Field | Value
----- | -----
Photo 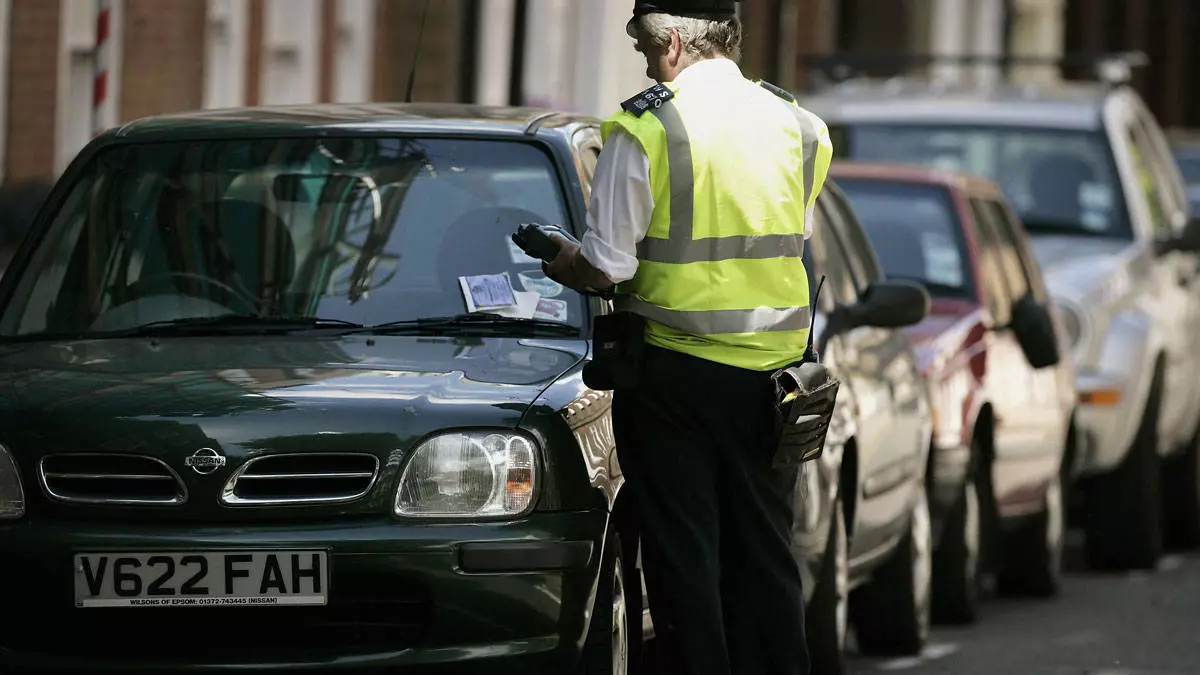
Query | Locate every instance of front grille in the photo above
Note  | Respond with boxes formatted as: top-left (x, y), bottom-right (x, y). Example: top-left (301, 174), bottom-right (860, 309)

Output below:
top-left (39, 453), bottom-right (187, 505)
top-left (223, 453), bottom-right (380, 505)
top-left (0, 556), bottom-right (433, 660)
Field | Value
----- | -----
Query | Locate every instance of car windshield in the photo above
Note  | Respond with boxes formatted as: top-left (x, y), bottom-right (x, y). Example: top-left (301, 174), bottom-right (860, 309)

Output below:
top-left (834, 124), bottom-right (1132, 239)
top-left (1173, 151), bottom-right (1200, 185)
top-left (0, 136), bottom-right (586, 338)
top-left (835, 178), bottom-right (974, 299)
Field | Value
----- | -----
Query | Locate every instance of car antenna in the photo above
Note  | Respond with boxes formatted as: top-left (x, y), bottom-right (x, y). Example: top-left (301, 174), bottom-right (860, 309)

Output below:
top-left (404, 0), bottom-right (433, 103)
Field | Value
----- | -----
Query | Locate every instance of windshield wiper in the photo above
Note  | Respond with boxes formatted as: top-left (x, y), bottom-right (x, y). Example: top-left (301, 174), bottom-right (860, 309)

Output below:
top-left (352, 313), bottom-right (582, 337)
top-left (94, 314), bottom-right (364, 337)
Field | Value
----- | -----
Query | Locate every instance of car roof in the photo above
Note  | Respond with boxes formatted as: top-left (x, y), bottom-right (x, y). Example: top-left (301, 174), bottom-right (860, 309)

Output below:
top-left (802, 78), bottom-right (1113, 130)
top-left (110, 102), bottom-right (599, 143)
top-left (829, 160), bottom-right (1004, 199)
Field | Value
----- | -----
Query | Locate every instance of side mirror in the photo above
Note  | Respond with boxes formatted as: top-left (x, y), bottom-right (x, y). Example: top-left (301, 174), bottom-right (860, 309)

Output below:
top-left (1155, 218), bottom-right (1200, 255)
top-left (1009, 292), bottom-right (1062, 369)
top-left (823, 279), bottom-right (930, 347)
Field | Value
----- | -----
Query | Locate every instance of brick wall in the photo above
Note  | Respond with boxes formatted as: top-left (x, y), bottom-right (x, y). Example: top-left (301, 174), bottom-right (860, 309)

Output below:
top-left (5, 0), bottom-right (60, 182)
top-left (120, 0), bottom-right (207, 122)
top-left (374, 0), bottom-right (471, 103)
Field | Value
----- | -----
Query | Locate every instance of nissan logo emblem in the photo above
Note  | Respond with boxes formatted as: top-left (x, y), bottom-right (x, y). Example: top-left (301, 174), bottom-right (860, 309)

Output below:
top-left (185, 448), bottom-right (226, 475)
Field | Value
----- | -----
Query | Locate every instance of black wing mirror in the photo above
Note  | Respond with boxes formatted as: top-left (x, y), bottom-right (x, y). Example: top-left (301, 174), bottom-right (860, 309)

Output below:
top-left (820, 279), bottom-right (930, 350)
top-left (1154, 217), bottom-right (1200, 255)
top-left (1006, 292), bottom-right (1062, 369)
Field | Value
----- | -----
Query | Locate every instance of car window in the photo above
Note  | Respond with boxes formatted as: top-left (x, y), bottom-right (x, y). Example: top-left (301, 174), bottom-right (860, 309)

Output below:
top-left (1174, 152), bottom-right (1200, 184)
top-left (808, 199), bottom-right (858, 307)
top-left (1125, 120), bottom-right (1173, 237)
top-left (823, 186), bottom-right (883, 288)
top-left (969, 197), bottom-right (1012, 324)
top-left (1132, 112), bottom-right (1188, 227)
top-left (835, 177), bottom-right (973, 300)
top-left (983, 199), bottom-right (1033, 300)
top-left (0, 136), bottom-right (586, 337)
top-left (839, 124), bottom-right (1132, 239)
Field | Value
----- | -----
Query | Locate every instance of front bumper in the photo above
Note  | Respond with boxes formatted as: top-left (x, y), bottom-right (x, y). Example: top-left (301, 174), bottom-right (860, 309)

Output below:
top-left (0, 510), bottom-right (607, 673)
top-left (1073, 370), bottom-right (1143, 476)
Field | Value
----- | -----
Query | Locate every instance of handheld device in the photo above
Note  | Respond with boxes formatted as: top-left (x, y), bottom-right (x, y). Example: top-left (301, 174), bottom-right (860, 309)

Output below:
top-left (511, 223), bottom-right (615, 300)
top-left (511, 223), bottom-right (579, 264)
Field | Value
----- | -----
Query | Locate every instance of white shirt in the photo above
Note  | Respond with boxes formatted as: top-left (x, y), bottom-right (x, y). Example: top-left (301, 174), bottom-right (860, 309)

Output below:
top-left (579, 58), bottom-right (817, 285)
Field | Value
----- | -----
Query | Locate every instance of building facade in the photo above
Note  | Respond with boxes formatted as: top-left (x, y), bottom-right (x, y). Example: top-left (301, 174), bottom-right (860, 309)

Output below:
top-left (0, 0), bottom-right (1194, 187)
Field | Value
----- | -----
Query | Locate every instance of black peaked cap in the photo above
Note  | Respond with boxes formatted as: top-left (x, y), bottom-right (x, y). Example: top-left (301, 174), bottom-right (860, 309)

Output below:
top-left (632, 0), bottom-right (740, 17)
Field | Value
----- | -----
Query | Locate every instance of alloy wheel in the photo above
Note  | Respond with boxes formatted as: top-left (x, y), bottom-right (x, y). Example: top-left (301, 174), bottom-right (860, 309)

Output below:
top-left (911, 490), bottom-right (933, 644)
top-left (611, 557), bottom-right (629, 675)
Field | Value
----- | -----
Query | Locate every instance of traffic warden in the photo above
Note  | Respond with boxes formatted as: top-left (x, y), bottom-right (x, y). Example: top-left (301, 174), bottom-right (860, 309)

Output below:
top-left (541, 1), bottom-right (833, 673)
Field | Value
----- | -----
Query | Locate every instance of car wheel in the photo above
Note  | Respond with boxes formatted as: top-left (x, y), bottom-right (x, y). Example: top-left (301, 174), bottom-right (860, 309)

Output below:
top-left (583, 534), bottom-right (641, 675)
top-left (931, 454), bottom-right (981, 623)
top-left (806, 496), bottom-right (849, 675)
top-left (996, 470), bottom-right (1064, 597)
top-left (1161, 426), bottom-right (1200, 550)
top-left (1084, 373), bottom-right (1164, 571)
top-left (849, 487), bottom-right (932, 657)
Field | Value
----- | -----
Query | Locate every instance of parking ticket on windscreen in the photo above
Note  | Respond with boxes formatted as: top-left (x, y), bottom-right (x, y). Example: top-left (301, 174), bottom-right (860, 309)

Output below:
top-left (459, 273), bottom-right (518, 311)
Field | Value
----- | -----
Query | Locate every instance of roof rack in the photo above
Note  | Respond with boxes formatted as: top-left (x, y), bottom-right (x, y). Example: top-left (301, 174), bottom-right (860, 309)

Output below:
top-left (801, 51), bottom-right (1149, 89)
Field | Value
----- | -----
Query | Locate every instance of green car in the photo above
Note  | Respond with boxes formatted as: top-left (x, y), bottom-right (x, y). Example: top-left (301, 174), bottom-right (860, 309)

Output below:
top-left (0, 104), bottom-right (647, 673)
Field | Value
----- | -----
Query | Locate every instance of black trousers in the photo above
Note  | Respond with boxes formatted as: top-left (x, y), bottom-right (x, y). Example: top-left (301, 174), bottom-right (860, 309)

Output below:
top-left (613, 345), bottom-right (809, 675)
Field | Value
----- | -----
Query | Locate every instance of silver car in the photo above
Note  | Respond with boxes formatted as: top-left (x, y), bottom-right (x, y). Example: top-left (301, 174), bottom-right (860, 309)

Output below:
top-left (803, 72), bottom-right (1200, 572)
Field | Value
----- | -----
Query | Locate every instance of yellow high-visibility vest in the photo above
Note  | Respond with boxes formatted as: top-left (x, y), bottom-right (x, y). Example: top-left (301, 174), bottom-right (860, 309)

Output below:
top-left (600, 73), bottom-right (833, 371)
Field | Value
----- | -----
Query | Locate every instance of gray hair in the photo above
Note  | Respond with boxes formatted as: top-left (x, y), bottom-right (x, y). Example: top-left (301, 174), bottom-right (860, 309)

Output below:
top-left (633, 13), bottom-right (743, 62)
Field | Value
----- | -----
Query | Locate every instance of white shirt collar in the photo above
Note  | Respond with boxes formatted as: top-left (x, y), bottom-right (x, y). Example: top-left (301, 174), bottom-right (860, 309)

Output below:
top-left (672, 58), bottom-right (744, 87)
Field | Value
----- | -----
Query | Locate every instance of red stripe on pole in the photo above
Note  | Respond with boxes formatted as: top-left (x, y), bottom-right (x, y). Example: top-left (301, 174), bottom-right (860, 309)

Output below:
top-left (96, 9), bottom-right (110, 45)
top-left (93, 72), bottom-right (108, 108)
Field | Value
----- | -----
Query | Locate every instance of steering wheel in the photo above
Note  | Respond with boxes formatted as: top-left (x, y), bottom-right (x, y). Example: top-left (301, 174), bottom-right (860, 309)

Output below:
top-left (123, 272), bottom-right (262, 311)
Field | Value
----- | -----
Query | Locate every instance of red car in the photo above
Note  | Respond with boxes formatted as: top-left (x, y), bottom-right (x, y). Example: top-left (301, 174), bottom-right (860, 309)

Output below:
top-left (829, 162), bottom-right (1077, 624)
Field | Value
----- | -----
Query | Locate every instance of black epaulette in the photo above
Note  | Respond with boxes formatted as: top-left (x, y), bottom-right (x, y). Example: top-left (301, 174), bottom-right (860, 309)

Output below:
top-left (758, 80), bottom-right (797, 104)
top-left (620, 83), bottom-right (675, 117)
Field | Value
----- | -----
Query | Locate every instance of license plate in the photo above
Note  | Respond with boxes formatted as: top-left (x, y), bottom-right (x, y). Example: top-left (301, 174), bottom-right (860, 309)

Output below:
top-left (73, 550), bottom-right (328, 608)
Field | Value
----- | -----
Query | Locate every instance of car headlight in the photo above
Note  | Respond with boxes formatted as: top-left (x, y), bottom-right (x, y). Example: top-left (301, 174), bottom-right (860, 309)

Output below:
top-left (0, 445), bottom-right (25, 520)
top-left (1053, 298), bottom-right (1086, 352)
top-left (394, 431), bottom-right (538, 518)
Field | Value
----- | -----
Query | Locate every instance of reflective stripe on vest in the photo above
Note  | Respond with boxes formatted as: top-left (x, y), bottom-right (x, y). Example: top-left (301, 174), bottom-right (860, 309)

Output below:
top-left (635, 100), bottom-right (825, 266)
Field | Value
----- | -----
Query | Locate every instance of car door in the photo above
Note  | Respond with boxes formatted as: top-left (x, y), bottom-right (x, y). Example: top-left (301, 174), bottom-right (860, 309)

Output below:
top-left (967, 197), bottom-right (1045, 478)
top-left (985, 196), bottom-right (1064, 456)
top-left (820, 187), bottom-right (926, 555)
top-left (1122, 107), bottom-right (1200, 446)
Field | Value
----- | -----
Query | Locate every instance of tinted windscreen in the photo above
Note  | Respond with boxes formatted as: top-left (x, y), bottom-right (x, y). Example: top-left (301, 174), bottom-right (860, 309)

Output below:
top-left (836, 125), bottom-right (1131, 239)
top-left (0, 137), bottom-right (584, 337)
top-left (835, 178), bottom-right (973, 299)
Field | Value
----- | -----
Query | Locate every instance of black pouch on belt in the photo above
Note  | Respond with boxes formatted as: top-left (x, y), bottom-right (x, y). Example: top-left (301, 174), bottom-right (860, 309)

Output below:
top-left (771, 361), bottom-right (840, 467)
top-left (583, 311), bottom-right (646, 390)
top-left (769, 273), bottom-right (841, 467)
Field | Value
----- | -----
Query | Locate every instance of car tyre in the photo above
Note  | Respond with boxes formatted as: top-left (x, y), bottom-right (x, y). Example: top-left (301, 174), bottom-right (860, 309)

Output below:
top-left (849, 488), bottom-right (932, 657)
top-left (996, 469), bottom-right (1064, 597)
top-left (583, 534), bottom-right (642, 675)
top-left (1161, 425), bottom-right (1200, 550)
top-left (1083, 372), bottom-right (1163, 571)
top-left (931, 449), bottom-right (981, 623)
top-left (806, 495), bottom-right (849, 675)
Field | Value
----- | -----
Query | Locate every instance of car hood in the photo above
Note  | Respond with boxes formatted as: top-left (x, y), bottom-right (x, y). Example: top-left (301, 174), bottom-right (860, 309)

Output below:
top-left (0, 335), bottom-right (587, 518)
top-left (1026, 234), bottom-right (1136, 293)
top-left (903, 299), bottom-right (986, 375)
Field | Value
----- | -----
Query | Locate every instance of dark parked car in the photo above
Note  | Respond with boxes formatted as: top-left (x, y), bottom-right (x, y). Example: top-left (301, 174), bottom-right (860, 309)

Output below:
top-left (829, 162), bottom-right (1076, 624)
top-left (0, 104), bottom-right (651, 674)
top-left (795, 179), bottom-right (933, 673)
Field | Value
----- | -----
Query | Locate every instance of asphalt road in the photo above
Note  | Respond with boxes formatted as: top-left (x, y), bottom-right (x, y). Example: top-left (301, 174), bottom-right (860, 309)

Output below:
top-left (847, 535), bottom-right (1200, 675)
